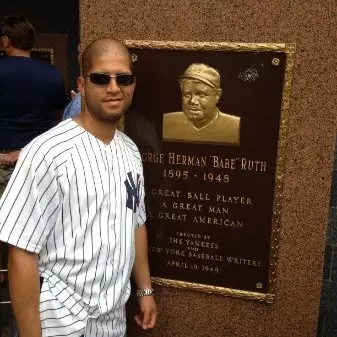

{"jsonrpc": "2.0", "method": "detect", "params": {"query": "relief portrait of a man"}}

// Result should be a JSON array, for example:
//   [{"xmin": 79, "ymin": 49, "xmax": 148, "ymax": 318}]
[{"xmin": 162, "ymin": 63, "xmax": 241, "ymax": 146}]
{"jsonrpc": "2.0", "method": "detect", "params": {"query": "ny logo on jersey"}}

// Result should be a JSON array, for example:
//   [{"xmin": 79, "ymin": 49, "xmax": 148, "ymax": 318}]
[{"xmin": 124, "ymin": 172, "xmax": 140, "ymax": 213}]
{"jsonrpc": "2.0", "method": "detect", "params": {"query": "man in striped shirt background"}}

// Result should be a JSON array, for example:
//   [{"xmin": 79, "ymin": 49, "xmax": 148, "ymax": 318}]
[{"xmin": 0, "ymin": 38, "xmax": 157, "ymax": 337}]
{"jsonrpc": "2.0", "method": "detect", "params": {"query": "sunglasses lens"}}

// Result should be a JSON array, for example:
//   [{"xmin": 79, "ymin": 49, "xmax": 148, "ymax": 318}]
[
  {"xmin": 89, "ymin": 73, "xmax": 110, "ymax": 85},
  {"xmin": 116, "ymin": 74, "xmax": 134, "ymax": 86},
  {"xmin": 88, "ymin": 73, "xmax": 134, "ymax": 86}
]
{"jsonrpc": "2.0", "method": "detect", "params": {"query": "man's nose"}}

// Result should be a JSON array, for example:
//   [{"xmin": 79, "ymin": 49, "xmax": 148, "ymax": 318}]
[
  {"xmin": 106, "ymin": 78, "xmax": 121, "ymax": 93},
  {"xmin": 190, "ymin": 94, "xmax": 198, "ymax": 104}
]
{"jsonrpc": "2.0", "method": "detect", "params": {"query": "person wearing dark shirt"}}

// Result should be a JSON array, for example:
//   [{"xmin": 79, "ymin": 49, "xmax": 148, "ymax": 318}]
[
  {"xmin": 0, "ymin": 15, "xmax": 67, "ymax": 195},
  {"xmin": 0, "ymin": 16, "xmax": 67, "ymax": 332}
]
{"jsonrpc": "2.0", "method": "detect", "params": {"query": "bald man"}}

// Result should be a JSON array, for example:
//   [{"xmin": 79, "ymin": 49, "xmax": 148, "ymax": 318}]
[
  {"xmin": 0, "ymin": 38, "xmax": 157, "ymax": 337},
  {"xmin": 163, "ymin": 63, "xmax": 240, "ymax": 146}
]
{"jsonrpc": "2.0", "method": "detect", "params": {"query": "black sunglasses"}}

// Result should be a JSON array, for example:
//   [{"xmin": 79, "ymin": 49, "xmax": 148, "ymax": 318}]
[{"xmin": 86, "ymin": 72, "xmax": 135, "ymax": 86}]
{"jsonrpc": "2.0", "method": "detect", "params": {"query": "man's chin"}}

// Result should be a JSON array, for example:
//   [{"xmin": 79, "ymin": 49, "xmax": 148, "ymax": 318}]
[
  {"xmin": 107, "ymin": 112, "xmax": 123, "ymax": 123},
  {"xmin": 185, "ymin": 114, "xmax": 203, "ymax": 122}
]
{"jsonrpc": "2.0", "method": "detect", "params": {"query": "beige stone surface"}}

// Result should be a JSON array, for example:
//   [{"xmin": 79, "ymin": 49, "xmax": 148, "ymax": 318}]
[{"xmin": 80, "ymin": 1, "xmax": 337, "ymax": 336}]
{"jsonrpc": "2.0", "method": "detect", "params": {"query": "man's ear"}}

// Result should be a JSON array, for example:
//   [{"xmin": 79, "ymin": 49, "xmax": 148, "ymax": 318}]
[
  {"xmin": 215, "ymin": 88, "xmax": 222, "ymax": 103},
  {"xmin": 1, "ymin": 35, "xmax": 10, "ymax": 49},
  {"xmin": 131, "ymin": 75, "xmax": 136, "ymax": 91},
  {"xmin": 77, "ymin": 76, "xmax": 85, "ymax": 96}
]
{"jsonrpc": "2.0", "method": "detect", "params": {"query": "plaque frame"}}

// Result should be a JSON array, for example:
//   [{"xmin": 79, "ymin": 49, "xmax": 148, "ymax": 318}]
[
  {"xmin": 124, "ymin": 40, "xmax": 295, "ymax": 303},
  {"xmin": 31, "ymin": 48, "xmax": 55, "ymax": 65}
]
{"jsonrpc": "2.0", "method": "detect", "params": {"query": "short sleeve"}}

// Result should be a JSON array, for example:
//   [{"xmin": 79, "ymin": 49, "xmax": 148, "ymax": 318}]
[{"xmin": 0, "ymin": 147, "xmax": 60, "ymax": 253}]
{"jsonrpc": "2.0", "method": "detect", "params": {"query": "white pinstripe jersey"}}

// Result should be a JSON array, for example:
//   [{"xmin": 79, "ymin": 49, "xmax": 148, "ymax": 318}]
[{"xmin": 0, "ymin": 119, "xmax": 146, "ymax": 337}]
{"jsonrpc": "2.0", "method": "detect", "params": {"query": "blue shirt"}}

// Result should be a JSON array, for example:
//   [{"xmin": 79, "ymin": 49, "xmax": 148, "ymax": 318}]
[
  {"xmin": 0, "ymin": 56, "xmax": 68, "ymax": 149},
  {"xmin": 63, "ymin": 92, "xmax": 81, "ymax": 119}
]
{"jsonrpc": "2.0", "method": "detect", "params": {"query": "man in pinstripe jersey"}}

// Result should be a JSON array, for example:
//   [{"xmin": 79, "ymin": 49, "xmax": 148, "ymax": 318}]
[{"xmin": 0, "ymin": 38, "xmax": 157, "ymax": 337}]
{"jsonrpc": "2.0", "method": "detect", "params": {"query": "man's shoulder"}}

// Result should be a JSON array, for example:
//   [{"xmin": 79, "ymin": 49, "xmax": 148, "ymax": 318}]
[
  {"xmin": 23, "ymin": 120, "xmax": 83, "ymax": 158},
  {"xmin": 0, "ymin": 57, "xmax": 62, "ymax": 79},
  {"xmin": 218, "ymin": 111, "xmax": 241, "ymax": 125},
  {"xmin": 0, "ymin": 56, "xmax": 26, "ymax": 72},
  {"xmin": 116, "ymin": 131, "xmax": 142, "ymax": 161},
  {"xmin": 164, "ymin": 111, "xmax": 185, "ymax": 118},
  {"xmin": 28, "ymin": 58, "xmax": 63, "ymax": 76},
  {"xmin": 0, "ymin": 56, "xmax": 54, "ymax": 68},
  {"xmin": 163, "ymin": 111, "xmax": 186, "ymax": 122}
]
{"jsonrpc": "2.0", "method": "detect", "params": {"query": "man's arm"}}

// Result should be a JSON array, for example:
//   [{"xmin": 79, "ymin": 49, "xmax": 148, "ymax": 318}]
[
  {"xmin": 0, "ymin": 150, "xmax": 21, "ymax": 165},
  {"xmin": 132, "ymin": 225, "xmax": 157, "ymax": 330},
  {"xmin": 8, "ymin": 245, "xmax": 41, "ymax": 337}
]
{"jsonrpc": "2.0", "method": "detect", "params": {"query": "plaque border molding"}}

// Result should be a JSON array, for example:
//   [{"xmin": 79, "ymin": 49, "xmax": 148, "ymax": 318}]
[
  {"xmin": 32, "ymin": 48, "xmax": 55, "ymax": 64},
  {"xmin": 124, "ymin": 40, "xmax": 296, "ymax": 303}
]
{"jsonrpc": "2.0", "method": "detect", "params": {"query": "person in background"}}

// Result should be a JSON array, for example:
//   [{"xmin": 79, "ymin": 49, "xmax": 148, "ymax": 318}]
[
  {"xmin": 63, "ymin": 43, "xmax": 82, "ymax": 120},
  {"xmin": 63, "ymin": 89, "xmax": 81, "ymax": 119},
  {"xmin": 0, "ymin": 14, "xmax": 68, "ymax": 334},
  {"xmin": 0, "ymin": 15, "xmax": 68, "ymax": 194},
  {"xmin": 0, "ymin": 37, "xmax": 157, "ymax": 337}
]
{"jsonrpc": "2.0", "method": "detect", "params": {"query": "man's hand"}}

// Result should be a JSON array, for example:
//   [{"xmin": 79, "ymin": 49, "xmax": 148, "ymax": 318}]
[
  {"xmin": 133, "ymin": 225, "xmax": 157, "ymax": 329},
  {"xmin": 0, "ymin": 150, "xmax": 20, "ymax": 165},
  {"xmin": 134, "ymin": 295, "xmax": 157, "ymax": 330}
]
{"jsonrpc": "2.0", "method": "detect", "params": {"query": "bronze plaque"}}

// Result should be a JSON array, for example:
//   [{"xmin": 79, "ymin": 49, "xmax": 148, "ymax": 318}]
[{"xmin": 124, "ymin": 41, "xmax": 295, "ymax": 303}]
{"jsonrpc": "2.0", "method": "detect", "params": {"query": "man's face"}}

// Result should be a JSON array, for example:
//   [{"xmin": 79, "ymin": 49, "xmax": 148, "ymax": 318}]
[
  {"xmin": 181, "ymin": 79, "xmax": 221, "ymax": 126},
  {"xmin": 78, "ymin": 52, "xmax": 135, "ymax": 124}
]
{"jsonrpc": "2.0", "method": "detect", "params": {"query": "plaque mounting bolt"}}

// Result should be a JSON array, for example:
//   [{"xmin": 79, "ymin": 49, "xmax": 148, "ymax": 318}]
[{"xmin": 272, "ymin": 58, "xmax": 280, "ymax": 66}]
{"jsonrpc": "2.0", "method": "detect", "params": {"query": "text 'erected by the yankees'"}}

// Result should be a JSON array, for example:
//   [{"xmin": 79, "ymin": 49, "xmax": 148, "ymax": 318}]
[{"xmin": 149, "ymin": 230, "xmax": 261, "ymax": 274}]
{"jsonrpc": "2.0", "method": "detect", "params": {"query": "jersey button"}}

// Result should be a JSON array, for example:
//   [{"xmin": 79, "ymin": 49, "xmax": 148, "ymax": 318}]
[{"xmin": 109, "ymin": 258, "xmax": 114, "ymax": 264}]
